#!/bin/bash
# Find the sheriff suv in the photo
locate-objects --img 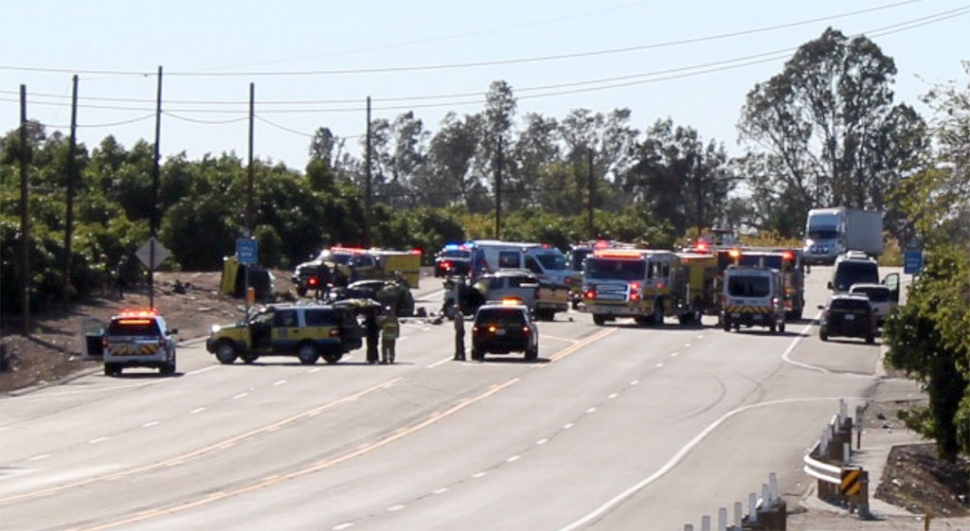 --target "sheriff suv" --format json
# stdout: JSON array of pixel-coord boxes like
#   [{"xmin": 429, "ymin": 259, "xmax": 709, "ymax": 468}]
[
  {"xmin": 818, "ymin": 294, "xmax": 877, "ymax": 344},
  {"xmin": 471, "ymin": 302, "xmax": 539, "ymax": 362},
  {"xmin": 102, "ymin": 310, "xmax": 178, "ymax": 376},
  {"xmin": 206, "ymin": 302, "xmax": 364, "ymax": 365}
]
